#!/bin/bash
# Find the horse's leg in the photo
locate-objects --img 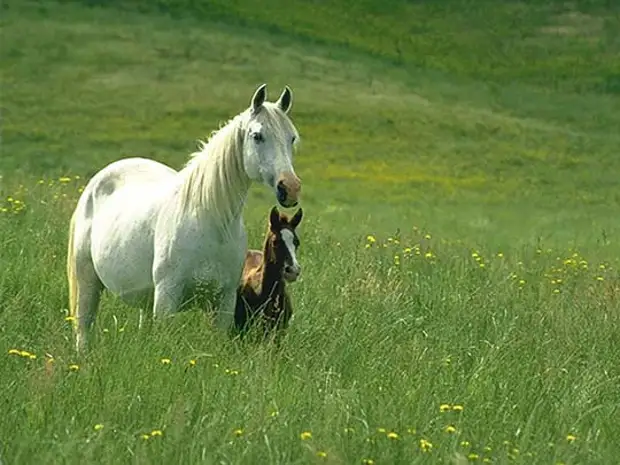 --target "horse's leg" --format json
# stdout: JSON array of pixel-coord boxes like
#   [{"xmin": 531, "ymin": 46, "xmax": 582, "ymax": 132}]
[
  {"xmin": 74, "ymin": 253, "xmax": 104, "ymax": 354},
  {"xmin": 69, "ymin": 208, "xmax": 104, "ymax": 354},
  {"xmin": 152, "ymin": 279, "xmax": 185, "ymax": 319},
  {"xmin": 215, "ymin": 286, "xmax": 237, "ymax": 332}
]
